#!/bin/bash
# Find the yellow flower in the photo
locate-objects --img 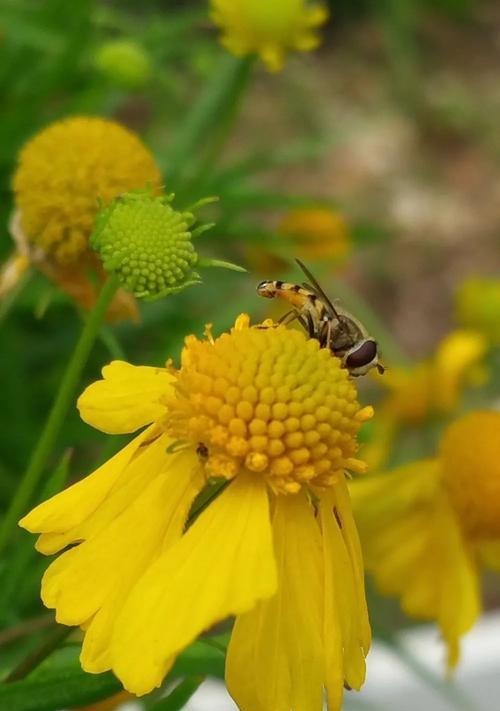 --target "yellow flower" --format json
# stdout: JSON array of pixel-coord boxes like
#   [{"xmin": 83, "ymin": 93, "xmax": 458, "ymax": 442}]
[
  {"xmin": 351, "ymin": 411, "xmax": 500, "ymax": 668},
  {"xmin": 210, "ymin": 0, "xmax": 328, "ymax": 72},
  {"xmin": 246, "ymin": 207, "xmax": 351, "ymax": 275},
  {"xmin": 20, "ymin": 316, "xmax": 373, "ymax": 710},
  {"xmin": 456, "ymin": 277, "xmax": 500, "ymax": 345},
  {"xmin": 363, "ymin": 330, "xmax": 487, "ymax": 469},
  {"xmin": 279, "ymin": 207, "xmax": 351, "ymax": 262},
  {"xmin": 5, "ymin": 116, "xmax": 162, "ymax": 319}
]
